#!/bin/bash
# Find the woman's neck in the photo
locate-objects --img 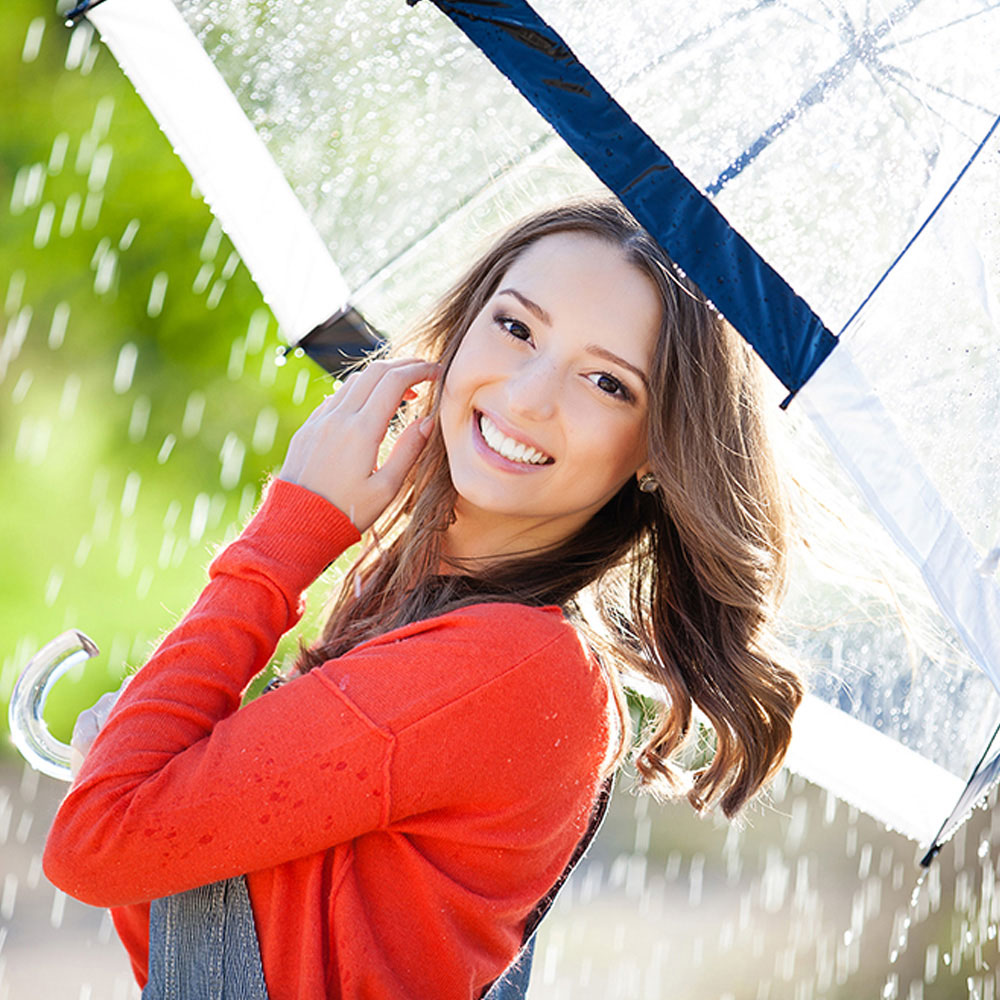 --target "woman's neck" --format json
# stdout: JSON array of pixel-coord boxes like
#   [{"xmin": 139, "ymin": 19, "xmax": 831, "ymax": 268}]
[{"xmin": 440, "ymin": 501, "xmax": 585, "ymax": 568}]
